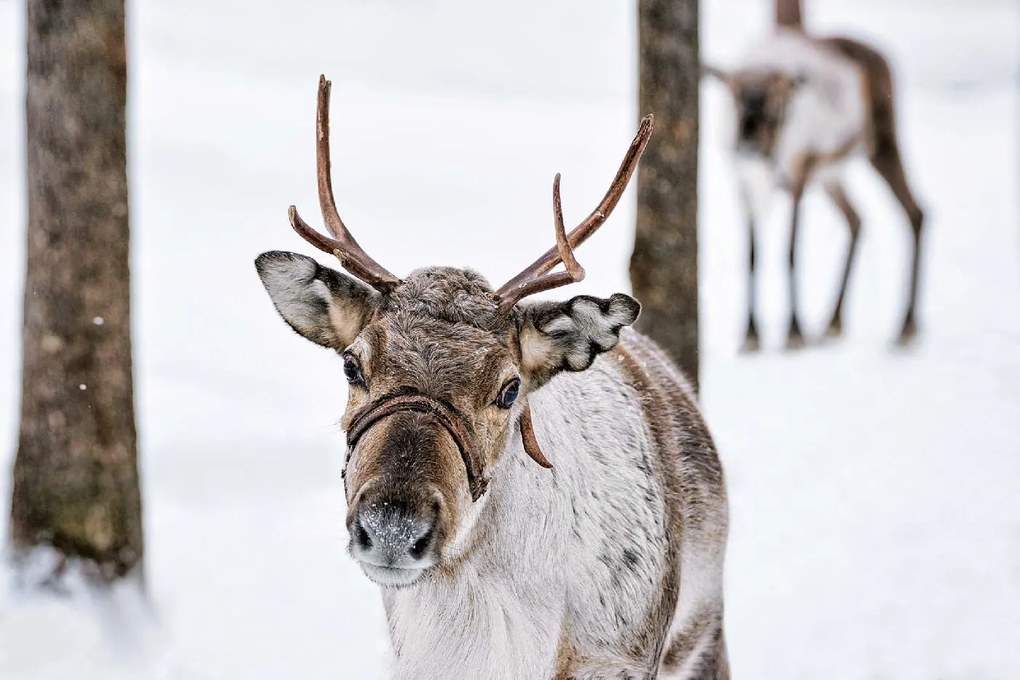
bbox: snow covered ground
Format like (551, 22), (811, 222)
(0, 0), (1017, 677)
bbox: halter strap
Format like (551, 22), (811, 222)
(345, 392), (553, 502)
(346, 392), (488, 500)
(519, 402), (552, 469)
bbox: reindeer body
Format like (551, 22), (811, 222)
(711, 0), (926, 349)
(257, 76), (728, 679)
(732, 28), (869, 211)
(382, 328), (728, 679)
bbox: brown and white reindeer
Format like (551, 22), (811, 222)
(255, 76), (729, 679)
(705, 0), (925, 350)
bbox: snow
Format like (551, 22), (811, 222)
(1, 0), (1018, 677)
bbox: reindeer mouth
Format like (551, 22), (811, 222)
(358, 563), (427, 589)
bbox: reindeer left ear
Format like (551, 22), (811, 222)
(518, 293), (640, 389)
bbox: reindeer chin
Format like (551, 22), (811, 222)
(358, 563), (427, 589)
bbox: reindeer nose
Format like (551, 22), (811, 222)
(351, 501), (439, 568)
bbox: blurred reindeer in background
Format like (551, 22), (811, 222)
(705, 0), (925, 351)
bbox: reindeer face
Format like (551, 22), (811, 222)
(727, 71), (799, 158)
(256, 255), (639, 587)
(256, 75), (648, 588)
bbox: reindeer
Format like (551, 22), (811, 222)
(705, 0), (926, 350)
(255, 76), (729, 679)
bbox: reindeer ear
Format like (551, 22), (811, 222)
(518, 293), (640, 389)
(701, 63), (733, 85)
(769, 71), (806, 96)
(255, 251), (379, 349)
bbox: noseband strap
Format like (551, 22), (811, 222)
(345, 393), (554, 502)
(346, 393), (488, 501)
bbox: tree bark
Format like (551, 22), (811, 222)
(10, 0), (142, 584)
(631, 0), (701, 390)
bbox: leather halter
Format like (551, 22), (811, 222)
(345, 392), (552, 502)
(346, 392), (487, 500)
(518, 402), (552, 469)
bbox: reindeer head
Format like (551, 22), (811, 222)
(256, 77), (651, 588)
(705, 66), (802, 158)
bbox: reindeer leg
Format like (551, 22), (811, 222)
(870, 139), (925, 345)
(740, 189), (760, 353)
(784, 181), (807, 350)
(658, 612), (729, 680)
(824, 181), (862, 338)
(712, 631), (730, 680)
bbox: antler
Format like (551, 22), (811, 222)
(494, 115), (654, 315)
(288, 75), (402, 292)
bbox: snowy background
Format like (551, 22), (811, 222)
(1, 0), (1018, 677)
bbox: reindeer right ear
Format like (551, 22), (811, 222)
(255, 251), (379, 349)
(518, 293), (640, 390)
(701, 63), (733, 85)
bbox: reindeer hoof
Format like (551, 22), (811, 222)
(739, 334), (760, 354)
(896, 319), (918, 346)
(826, 318), (843, 338)
(784, 332), (806, 351)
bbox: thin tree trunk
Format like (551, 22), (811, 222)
(631, 0), (701, 390)
(10, 0), (142, 585)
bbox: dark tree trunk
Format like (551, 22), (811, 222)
(10, 0), (143, 585)
(631, 0), (701, 390)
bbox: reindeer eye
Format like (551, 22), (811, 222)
(496, 378), (520, 409)
(342, 352), (365, 387)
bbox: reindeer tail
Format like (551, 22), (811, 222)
(775, 0), (804, 30)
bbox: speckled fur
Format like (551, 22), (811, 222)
(256, 253), (729, 679)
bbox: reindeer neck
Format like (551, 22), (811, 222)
(381, 353), (673, 678)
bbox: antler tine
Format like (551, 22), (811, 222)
(288, 207), (389, 285)
(552, 174), (584, 281)
(288, 75), (401, 292)
(496, 174), (585, 315)
(494, 115), (654, 312)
